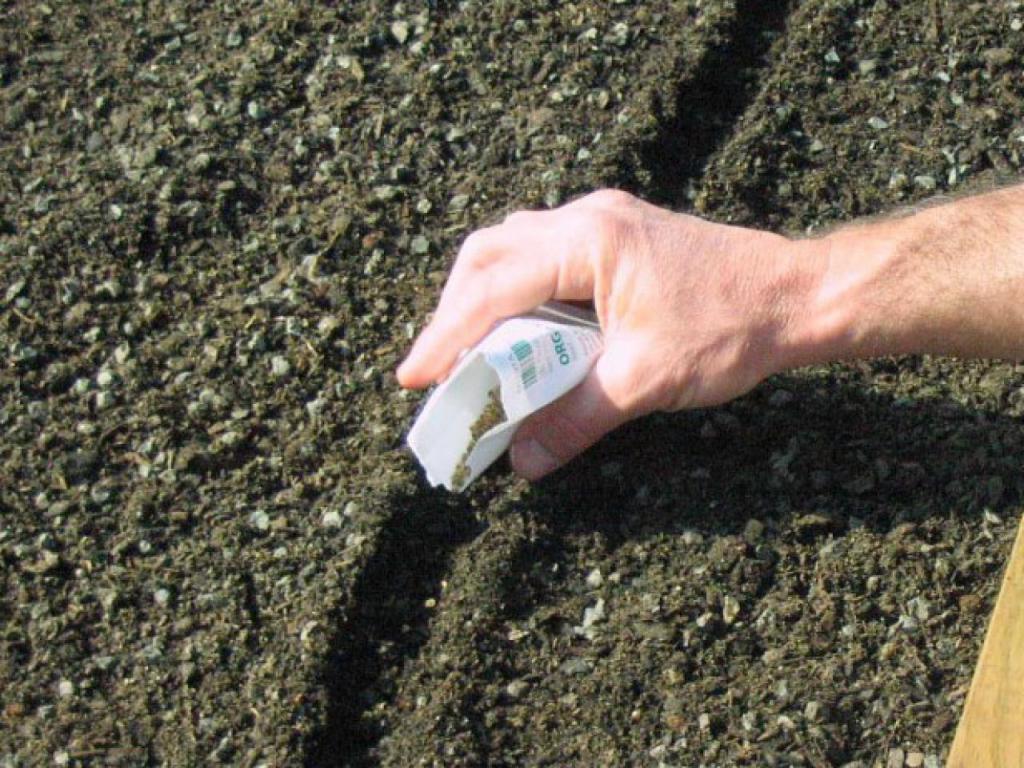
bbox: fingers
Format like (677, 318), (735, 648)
(398, 224), (554, 386)
(509, 341), (645, 480)
(397, 210), (596, 387)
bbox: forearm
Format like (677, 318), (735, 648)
(400, 185), (1024, 480)
(781, 184), (1024, 368)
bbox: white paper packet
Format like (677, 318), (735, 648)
(407, 302), (603, 491)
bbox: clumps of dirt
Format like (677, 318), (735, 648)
(3, 0), (1024, 766)
(2, 0), (730, 763)
(451, 388), (507, 489)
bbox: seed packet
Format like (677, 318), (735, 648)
(407, 302), (602, 490)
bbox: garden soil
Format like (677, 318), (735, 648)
(2, 0), (1024, 766)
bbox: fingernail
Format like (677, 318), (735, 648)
(510, 439), (559, 479)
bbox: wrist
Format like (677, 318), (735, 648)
(770, 220), (914, 371)
(757, 184), (1024, 375)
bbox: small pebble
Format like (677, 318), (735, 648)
(306, 397), (327, 419)
(141, 640), (163, 661)
(94, 391), (116, 411)
(505, 680), (529, 700)
(247, 101), (266, 120)
(722, 595), (741, 625)
(914, 175), (937, 191)
(321, 509), (343, 528)
(607, 21), (629, 47)
(248, 510), (270, 532)
(57, 679), (74, 698)
(12, 343), (40, 364)
(270, 356), (291, 377)
(982, 47), (1014, 69)
(681, 529), (703, 546)
(581, 598), (605, 631)
(906, 753), (924, 768)
(4, 278), (25, 302)
(868, 116), (889, 131)
(559, 658), (591, 676)
(96, 369), (119, 389)
(188, 152), (212, 173)
(804, 700), (825, 721)
(390, 20), (410, 44)
(740, 711), (758, 731)
(410, 234), (430, 254)
(910, 596), (931, 621)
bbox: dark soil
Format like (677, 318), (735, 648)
(2, 1), (1023, 766)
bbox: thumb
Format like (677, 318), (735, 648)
(509, 343), (643, 480)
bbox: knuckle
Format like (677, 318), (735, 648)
(569, 209), (623, 260)
(607, 354), (662, 413)
(457, 229), (492, 267)
(609, 370), (646, 412)
(586, 188), (636, 209)
(590, 210), (623, 245)
(503, 209), (538, 227)
(659, 361), (699, 412)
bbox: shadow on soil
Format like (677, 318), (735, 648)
(489, 369), (1022, 764)
(308, 367), (1023, 766)
(626, 0), (797, 207)
(305, 485), (483, 767)
(533, 368), (1022, 540)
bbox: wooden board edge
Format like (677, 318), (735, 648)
(947, 514), (1024, 768)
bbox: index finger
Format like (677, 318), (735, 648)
(396, 213), (593, 388)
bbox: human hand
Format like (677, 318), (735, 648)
(397, 190), (823, 480)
